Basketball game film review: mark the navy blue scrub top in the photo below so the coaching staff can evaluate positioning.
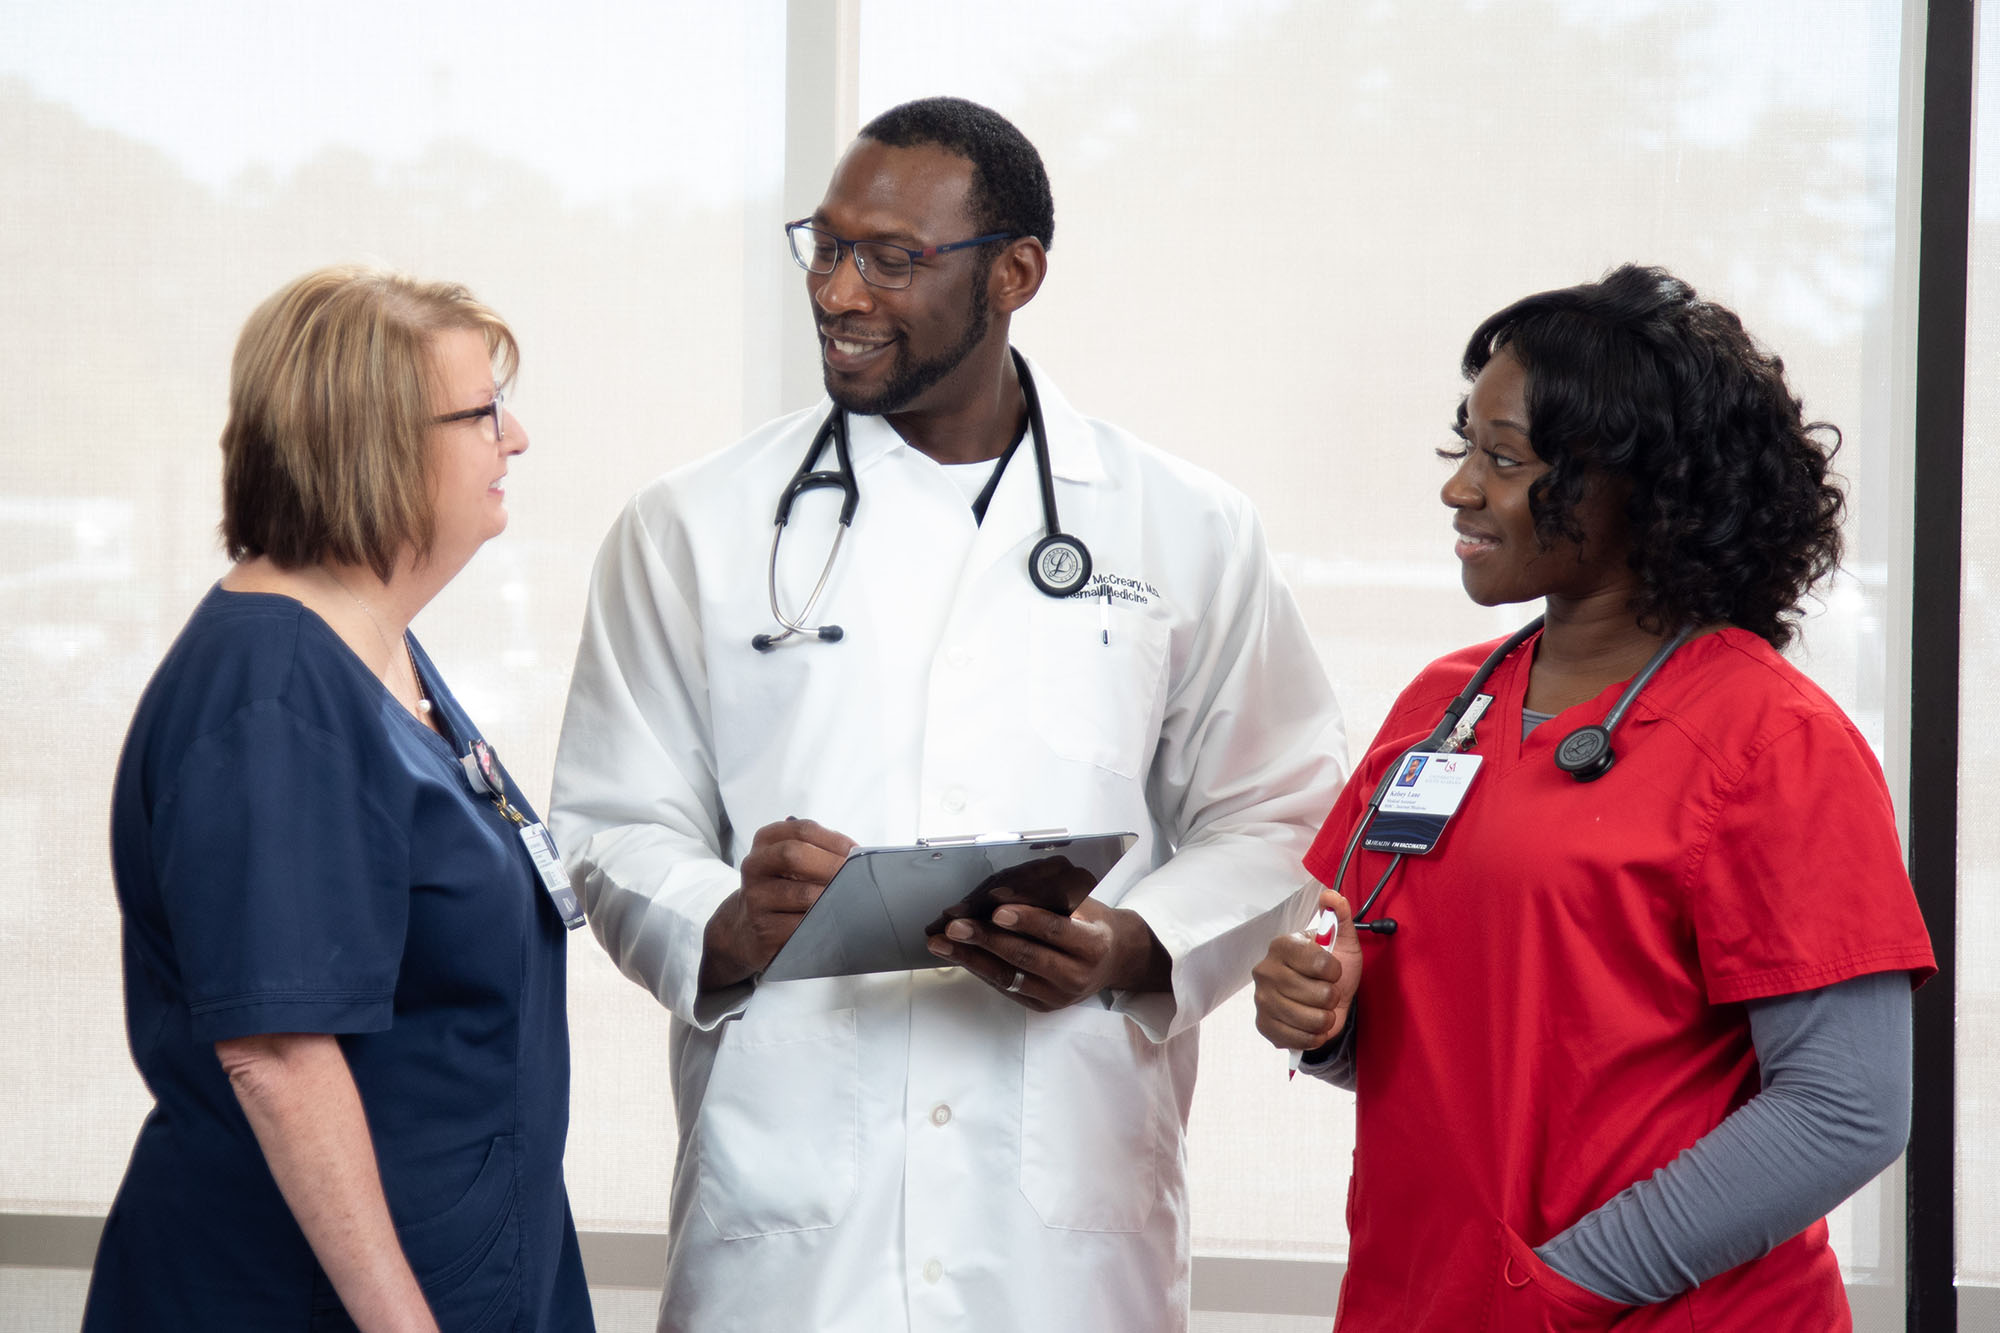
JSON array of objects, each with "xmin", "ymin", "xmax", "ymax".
[{"xmin": 85, "ymin": 586, "xmax": 593, "ymax": 1332}]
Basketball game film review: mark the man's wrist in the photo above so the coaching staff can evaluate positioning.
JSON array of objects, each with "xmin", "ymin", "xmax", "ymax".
[
  {"xmin": 698, "ymin": 893, "xmax": 753, "ymax": 991},
  {"xmin": 1106, "ymin": 906, "xmax": 1173, "ymax": 993}
]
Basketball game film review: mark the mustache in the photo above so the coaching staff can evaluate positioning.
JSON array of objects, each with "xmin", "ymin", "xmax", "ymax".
[{"xmin": 818, "ymin": 319, "xmax": 892, "ymax": 341}]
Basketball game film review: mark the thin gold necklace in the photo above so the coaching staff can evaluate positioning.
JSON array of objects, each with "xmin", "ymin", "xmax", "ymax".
[{"xmin": 322, "ymin": 568, "xmax": 432, "ymax": 715}]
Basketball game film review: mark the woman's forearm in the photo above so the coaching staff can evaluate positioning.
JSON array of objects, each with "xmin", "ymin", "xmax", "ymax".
[
  {"xmin": 1537, "ymin": 971, "xmax": 1912, "ymax": 1304},
  {"xmin": 216, "ymin": 1032, "xmax": 439, "ymax": 1333}
]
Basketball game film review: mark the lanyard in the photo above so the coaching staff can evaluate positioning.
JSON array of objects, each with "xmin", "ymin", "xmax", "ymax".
[{"xmin": 462, "ymin": 738, "xmax": 586, "ymax": 931}]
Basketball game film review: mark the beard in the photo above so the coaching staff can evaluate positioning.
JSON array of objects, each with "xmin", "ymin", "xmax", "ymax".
[{"xmin": 823, "ymin": 275, "xmax": 991, "ymax": 416}]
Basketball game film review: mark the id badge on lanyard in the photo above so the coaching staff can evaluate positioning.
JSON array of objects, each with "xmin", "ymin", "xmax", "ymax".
[
  {"xmin": 462, "ymin": 738, "xmax": 586, "ymax": 930},
  {"xmin": 1360, "ymin": 694, "xmax": 1492, "ymax": 856}
]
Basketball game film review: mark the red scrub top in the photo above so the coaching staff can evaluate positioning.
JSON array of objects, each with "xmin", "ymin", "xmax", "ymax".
[{"xmin": 1304, "ymin": 627, "xmax": 1933, "ymax": 1332}]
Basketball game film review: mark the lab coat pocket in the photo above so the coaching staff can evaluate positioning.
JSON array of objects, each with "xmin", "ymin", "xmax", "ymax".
[
  {"xmin": 695, "ymin": 1007, "xmax": 859, "ymax": 1239},
  {"xmin": 1486, "ymin": 1221, "xmax": 1634, "ymax": 1332},
  {"xmin": 1030, "ymin": 597, "xmax": 1170, "ymax": 779},
  {"xmin": 1019, "ymin": 1002, "xmax": 1171, "ymax": 1231}
]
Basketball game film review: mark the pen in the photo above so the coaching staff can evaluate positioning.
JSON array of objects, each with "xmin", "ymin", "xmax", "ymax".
[
  {"xmin": 1100, "ymin": 586, "xmax": 1111, "ymax": 645},
  {"xmin": 1287, "ymin": 907, "xmax": 1340, "ymax": 1081}
]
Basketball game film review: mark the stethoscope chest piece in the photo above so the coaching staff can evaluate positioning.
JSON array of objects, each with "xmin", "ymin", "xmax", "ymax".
[
  {"xmin": 1030, "ymin": 533, "xmax": 1092, "ymax": 597},
  {"xmin": 1553, "ymin": 723, "xmax": 1615, "ymax": 782}
]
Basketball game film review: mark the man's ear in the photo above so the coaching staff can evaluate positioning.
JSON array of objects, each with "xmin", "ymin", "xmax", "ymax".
[{"xmin": 989, "ymin": 237, "xmax": 1047, "ymax": 316}]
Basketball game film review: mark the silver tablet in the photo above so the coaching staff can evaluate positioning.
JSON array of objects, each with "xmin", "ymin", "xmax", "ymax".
[{"xmin": 760, "ymin": 831, "xmax": 1139, "ymax": 983}]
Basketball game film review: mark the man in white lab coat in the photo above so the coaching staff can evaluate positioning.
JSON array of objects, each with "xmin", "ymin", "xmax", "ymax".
[{"xmin": 551, "ymin": 96, "xmax": 1346, "ymax": 1333}]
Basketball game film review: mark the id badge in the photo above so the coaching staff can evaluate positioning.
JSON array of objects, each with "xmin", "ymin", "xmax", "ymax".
[
  {"xmin": 1362, "ymin": 751, "xmax": 1484, "ymax": 855},
  {"xmin": 520, "ymin": 821, "xmax": 586, "ymax": 930}
]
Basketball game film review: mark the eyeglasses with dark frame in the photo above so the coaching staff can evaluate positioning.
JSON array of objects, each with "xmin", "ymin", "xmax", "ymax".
[
  {"xmin": 784, "ymin": 220, "xmax": 1018, "ymax": 290},
  {"xmin": 432, "ymin": 391, "xmax": 505, "ymax": 443}
]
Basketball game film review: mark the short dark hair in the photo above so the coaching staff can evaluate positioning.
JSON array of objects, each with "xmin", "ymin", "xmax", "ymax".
[
  {"xmin": 859, "ymin": 96, "xmax": 1054, "ymax": 251},
  {"xmin": 1460, "ymin": 264, "xmax": 1845, "ymax": 649}
]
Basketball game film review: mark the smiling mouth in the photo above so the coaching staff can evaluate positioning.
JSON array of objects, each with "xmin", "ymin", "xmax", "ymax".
[
  {"xmin": 820, "ymin": 327, "xmax": 892, "ymax": 363},
  {"xmin": 1454, "ymin": 527, "xmax": 1499, "ymax": 557}
]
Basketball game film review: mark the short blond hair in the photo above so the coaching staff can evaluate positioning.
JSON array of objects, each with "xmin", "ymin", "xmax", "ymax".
[{"xmin": 219, "ymin": 264, "xmax": 519, "ymax": 579}]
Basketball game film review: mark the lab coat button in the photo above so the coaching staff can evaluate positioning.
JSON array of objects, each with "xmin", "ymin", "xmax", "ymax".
[
  {"xmin": 946, "ymin": 646, "xmax": 971, "ymax": 668},
  {"xmin": 930, "ymin": 1103, "xmax": 951, "ymax": 1127},
  {"xmin": 942, "ymin": 787, "xmax": 967, "ymax": 813},
  {"xmin": 923, "ymin": 1258, "xmax": 944, "ymax": 1284}
]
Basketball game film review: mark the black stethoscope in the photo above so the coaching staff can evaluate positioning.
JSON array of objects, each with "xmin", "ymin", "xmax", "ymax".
[
  {"xmin": 752, "ymin": 349, "xmax": 1093, "ymax": 651},
  {"xmin": 1336, "ymin": 615, "xmax": 1697, "ymax": 937}
]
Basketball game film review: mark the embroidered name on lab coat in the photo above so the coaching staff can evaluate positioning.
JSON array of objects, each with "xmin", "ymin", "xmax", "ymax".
[{"xmin": 1072, "ymin": 573, "xmax": 1160, "ymax": 605}]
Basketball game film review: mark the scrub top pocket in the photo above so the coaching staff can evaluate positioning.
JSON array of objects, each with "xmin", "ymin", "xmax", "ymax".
[
  {"xmin": 311, "ymin": 1135, "xmax": 523, "ymax": 1332},
  {"xmin": 1029, "ymin": 596, "xmax": 1170, "ymax": 779},
  {"xmin": 1486, "ymin": 1221, "xmax": 1643, "ymax": 1332}
]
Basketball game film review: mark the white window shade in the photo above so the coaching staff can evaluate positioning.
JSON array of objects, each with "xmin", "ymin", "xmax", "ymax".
[{"xmin": 0, "ymin": 1, "xmax": 1936, "ymax": 1328}]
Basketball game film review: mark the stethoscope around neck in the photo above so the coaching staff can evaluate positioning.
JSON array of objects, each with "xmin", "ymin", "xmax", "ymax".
[
  {"xmin": 1337, "ymin": 615, "xmax": 1697, "ymax": 938},
  {"xmin": 751, "ymin": 348, "xmax": 1093, "ymax": 651}
]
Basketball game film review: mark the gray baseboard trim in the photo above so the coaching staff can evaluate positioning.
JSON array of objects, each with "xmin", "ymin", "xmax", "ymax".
[
  {"xmin": 6, "ymin": 1212, "xmax": 1990, "ymax": 1323},
  {"xmin": 1, "ymin": 1215, "xmax": 1343, "ymax": 1315},
  {"xmin": 0, "ymin": 1213, "xmax": 102, "ymax": 1269},
  {"xmin": 1191, "ymin": 1254, "xmax": 1341, "ymax": 1316},
  {"xmin": 576, "ymin": 1229, "xmax": 667, "ymax": 1288}
]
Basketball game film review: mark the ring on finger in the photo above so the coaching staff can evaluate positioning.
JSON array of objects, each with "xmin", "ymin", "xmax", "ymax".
[{"xmin": 1006, "ymin": 969, "xmax": 1026, "ymax": 994}]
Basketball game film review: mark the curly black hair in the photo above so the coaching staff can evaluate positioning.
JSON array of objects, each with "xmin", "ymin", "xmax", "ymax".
[
  {"xmin": 859, "ymin": 97, "xmax": 1054, "ymax": 252},
  {"xmin": 1460, "ymin": 264, "xmax": 1845, "ymax": 648}
]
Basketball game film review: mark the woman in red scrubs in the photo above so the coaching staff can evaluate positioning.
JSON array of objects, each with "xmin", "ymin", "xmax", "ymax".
[{"xmin": 1254, "ymin": 264, "xmax": 1934, "ymax": 1330}]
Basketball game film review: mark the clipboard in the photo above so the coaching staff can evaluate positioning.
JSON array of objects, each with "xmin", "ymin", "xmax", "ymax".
[{"xmin": 760, "ymin": 831, "xmax": 1139, "ymax": 983}]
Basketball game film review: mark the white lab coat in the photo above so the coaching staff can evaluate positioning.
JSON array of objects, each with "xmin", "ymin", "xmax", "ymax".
[{"xmin": 551, "ymin": 357, "xmax": 1346, "ymax": 1333}]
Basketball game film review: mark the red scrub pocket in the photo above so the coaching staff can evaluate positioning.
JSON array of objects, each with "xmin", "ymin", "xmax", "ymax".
[{"xmin": 1486, "ymin": 1222, "xmax": 1647, "ymax": 1331}]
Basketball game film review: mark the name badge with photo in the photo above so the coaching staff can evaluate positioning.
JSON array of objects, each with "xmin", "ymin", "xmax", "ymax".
[{"xmin": 1362, "ymin": 752, "xmax": 1484, "ymax": 855}]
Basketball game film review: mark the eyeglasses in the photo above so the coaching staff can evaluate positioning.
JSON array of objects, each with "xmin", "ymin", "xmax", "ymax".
[
  {"xmin": 433, "ymin": 391, "xmax": 505, "ymax": 443},
  {"xmin": 785, "ymin": 220, "xmax": 1017, "ymax": 290}
]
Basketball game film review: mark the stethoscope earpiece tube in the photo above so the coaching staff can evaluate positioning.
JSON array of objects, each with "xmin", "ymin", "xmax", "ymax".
[{"xmin": 754, "ymin": 412, "xmax": 859, "ymax": 650}]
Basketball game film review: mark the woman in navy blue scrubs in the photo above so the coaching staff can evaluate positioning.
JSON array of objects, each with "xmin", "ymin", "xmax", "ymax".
[{"xmin": 85, "ymin": 266, "xmax": 594, "ymax": 1331}]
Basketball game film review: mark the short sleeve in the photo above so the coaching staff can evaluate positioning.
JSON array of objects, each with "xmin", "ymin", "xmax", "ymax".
[
  {"xmin": 153, "ymin": 699, "xmax": 411, "ymax": 1042},
  {"xmin": 1691, "ymin": 709, "xmax": 1935, "ymax": 1004}
]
